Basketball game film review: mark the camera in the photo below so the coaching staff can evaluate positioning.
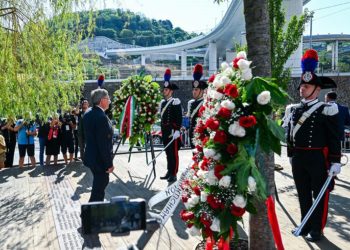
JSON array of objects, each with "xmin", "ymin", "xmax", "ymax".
[{"xmin": 81, "ymin": 196, "xmax": 146, "ymax": 234}]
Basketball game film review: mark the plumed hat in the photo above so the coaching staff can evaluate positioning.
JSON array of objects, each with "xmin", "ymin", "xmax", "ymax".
[
  {"xmin": 299, "ymin": 49, "xmax": 336, "ymax": 89},
  {"xmin": 163, "ymin": 68, "xmax": 179, "ymax": 90},
  {"xmin": 97, "ymin": 75, "xmax": 105, "ymax": 88},
  {"xmin": 192, "ymin": 64, "xmax": 208, "ymax": 90}
]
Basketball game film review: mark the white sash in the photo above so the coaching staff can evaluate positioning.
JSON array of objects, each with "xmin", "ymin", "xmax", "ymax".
[
  {"xmin": 190, "ymin": 100, "xmax": 204, "ymax": 119},
  {"xmin": 160, "ymin": 98, "xmax": 173, "ymax": 118},
  {"xmin": 291, "ymin": 102, "xmax": 323, "ymax": 141}
]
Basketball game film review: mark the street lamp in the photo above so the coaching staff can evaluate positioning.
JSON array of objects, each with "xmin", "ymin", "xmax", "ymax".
[{"xmin": 309, "ymin": 11, "xmax": 314, "ymax": 49}]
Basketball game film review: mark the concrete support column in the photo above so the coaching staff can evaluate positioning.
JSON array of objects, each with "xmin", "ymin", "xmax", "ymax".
[
  {"xmin": 208, "ymin": 41, "xmax": 217, "ymax": 76},
  {"xmin": 333, "ymin": 40, "xmax": 339, "ymax": 71},
  {"xmin": 181, "ymin": 50, "xmax": 187, "ymax": 78},
  {"xmin": 141, "ymin": 55, "xmax": 146, "ymax": 66},
  {"xmin": 283, "ymin": 0, "xmax": 303, "ymax": 76}
]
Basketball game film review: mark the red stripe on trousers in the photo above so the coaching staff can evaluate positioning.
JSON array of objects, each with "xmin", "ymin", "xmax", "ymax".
[{"xmin": 173, "ymin": 139, "xmax": 179, "ymax": 175}]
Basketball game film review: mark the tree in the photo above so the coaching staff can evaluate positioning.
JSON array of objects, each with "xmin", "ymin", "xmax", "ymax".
[
  {"xmin": 242, "ymin": 1, "xmax": 276, "ymax": 249},
  {"xmin": 0, "ymin": 0, "xmax": 94, "ymax": 119},
  {"xmin": 269, "ymin": 0, "xmax": 309, "ymax": 90}
]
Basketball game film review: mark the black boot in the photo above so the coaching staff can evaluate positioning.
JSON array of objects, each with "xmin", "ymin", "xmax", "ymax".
[
  {"xmin": 160, "ymin": 172, "xmax": 170, "ymax": 180},
  {"xmin": 167, "ymin": 175, "xmax": 177, "ymax": 182},
  {"xmin": 305, "ymin": 231, "xmax": 322, "ymax": 242}
]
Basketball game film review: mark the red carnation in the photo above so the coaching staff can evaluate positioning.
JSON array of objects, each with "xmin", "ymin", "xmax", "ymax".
[
  {"xmin": 180, "ymin": 210, "xmax": 195, "ymax": 221},
  {"xmin": 226, "ymin": 143, "xmax": 238, "ymax": 155},
  {"xmin": 208, "ymin": 74, "xmax": 216, "ymax": 83},
  {"xmin": 214, "ymin": 164, "xmax": 225, "ymax": 179},
  {"xmin": 239, "ymin": 115, "xmax": 257, "ymax": 128},
  {"xmin": 200, "ymin": 214, "xmax": 212, "ymax": 228},
  {"xmin": 200, "ymin": 157, "xmax": 209, "ymax": 171},
  {"xmin": 182, "ymin": 195, "xmax": 189, "ymax": 203},
  {"xmin": 207, "ymin": 195, "xmax": 223, "ymax": 210},
  {"xmin": 205, "ymin": 118, "xmax": 220, "ymax": 131},
  {"xmin": 196, "ymin": 145, "xmax": 203, "ymax": 152},
  {"xmin": 195, "ymin": 124, "xmax": 205, "ymax": 134},
  {"xmin": 230, "ymin": 204, "xmax": 246, "ymax": 217},
  {"xmin": 213, "ymin": 130, "xmax": 227, "ymax": 144},
  {"xmin": 233, "ymin": 57, "xmax": 244, "ymax": 69},
  {"xmin": 224, "ymin": 84, "xmax": 239, "ymax": 98},
  {"xmin": 187, "ymin": 223, "xmax": 193, "ymax": 228},
  {"xmin": 217, "ymin": 107, "xmax": 232, "ymax": 119},
  {"xmin": 193, "ymin": 186, "xmax": 201, "ymax": 196},
  {"xmin": 202, "ymin": 136, "xmax": 210, "ymax": 146},
  {"xmin": 198, "ymin": 105, "xmax": 206, "ymax": 117}
]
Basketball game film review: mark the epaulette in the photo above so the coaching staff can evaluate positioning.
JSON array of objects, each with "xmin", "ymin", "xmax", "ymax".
[
  {"xmin": 160, "ymin": 99, "xmax": 165, "ymax": 105},
  {"xmin": 322, "ymin": 102, "xmax": 338, "ymax": 116},
  {"xmin": 173, "ymin": 98, "xmax": 181, "ymax": 105}
]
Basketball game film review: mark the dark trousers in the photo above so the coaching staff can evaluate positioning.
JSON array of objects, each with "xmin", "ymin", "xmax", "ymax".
[
  {"xmin": 291, "ymin": 150, "xmax": 328, "ymax": 233},
  {"xmin": 89, "ymin": 167, "xmax": 110, "ymax": 202},
  {"xmin": 74, "ymin": 130, "xmax": 79, "ymax": 158},
  {"xmin": 189, "ymin": 126, "xmax": 195, "ymax": 149},
  {"xmin": 162, "ymin": 129, "xmax": 180, "ymax": 177},
  {"xmin": 5, "ymin": 143, "xmax": 16, "ymax": 168}
]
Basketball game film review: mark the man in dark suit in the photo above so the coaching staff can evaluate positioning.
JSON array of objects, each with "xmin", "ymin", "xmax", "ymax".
[
  {"xmin": 325, "ymin": 91, "xmax": 350, "ymax": 143},
  {"xmin": 83, "ymin": 89, "xmax": 114, "ymax": 202}
]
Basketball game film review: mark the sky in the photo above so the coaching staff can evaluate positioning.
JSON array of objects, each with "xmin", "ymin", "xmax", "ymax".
[{"xmin": 96, "ymin": 0, "xmax": 350, "ymax": 35}]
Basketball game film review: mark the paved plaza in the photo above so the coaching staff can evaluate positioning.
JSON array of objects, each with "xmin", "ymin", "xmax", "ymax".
[{"xmin": 0, "ymin": 144, "xmax": 349, "ymax": 250}]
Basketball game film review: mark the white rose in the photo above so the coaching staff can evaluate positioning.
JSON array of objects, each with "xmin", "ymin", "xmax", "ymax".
[
  {"xmin": 237, "ymin": 59, "xmax": 252, "ymax": 70},
  {"xmin": 207, "ymin": 170, "xmax": 219, "ymax": 185},
  {"xmin": 223, "ymin": 67, "xmax": 234, "ymax": 77},
  {"xmin": 221, "ymin": 61, "xmax": 229, "ymax": 70},
  {"xmin": 220, "ymin": 100, "xmax": 235, "ymax": 110},
  {"xmin": 212, "ymin": 91, "xmax": 224, "ymax": 100},
  {"xmin": 200, "ymin": 192, "xmax": 208, "ymax": 202},
  {"xmin": 219, "ymin": 176, "xmax": 231, "ymax": 188},
  {"xmin": 241, "ymin": 68, "xmax": 253, "ymax": 80},
  {"xmin": 187, "ymin": 195, "xmax": 199, "ymax": 209},
  {"xmin": 197, "ymin": 169, "xmax": 208, "ymax": 179},
  {"xmin": 210, "ymin": 217, "xmax": 221, "ymax": 232},
  {"xmin": 184, "ymin": 202, "xmax": 191, "ymax": 209},
  {"xmin": 228, "ymin": 122, "xmax": 246, "ymax": 137},
  {"xmin": 248, "ymin": 176, "xmax": 257, "ymax": 192},
  {"xmin": 203, "ymin": 148, "xmax": 216, "ymax": 158},
  {"xmin": 236, "ymin": 51, "xmax": 247, "ymax": 59},
  {"xmin": 188, "ymin": 225, "xmax": 201, "ymax": 236},
  {"xmin": 220, "ymin": 76, "xmax": 231, "ymax": 86},
  {"xmin": 257, "ymin": 91, "xmax": 271, "ymax": 105},
  {"xmin": 213, "ymin": 153, "xmax": 221, "ymax": 161},
  {"xmin": 233, "ymin": 195, "xmax": 247, "ymax": 208},
  {"xmin": 213, "ymin": 75, "xmax": 223, "ymax": 89}
]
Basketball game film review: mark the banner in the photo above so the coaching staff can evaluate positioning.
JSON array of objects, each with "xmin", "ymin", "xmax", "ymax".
[{"xmin": 148, "ymin": 165, "xmax": 191, "ymax": 226}]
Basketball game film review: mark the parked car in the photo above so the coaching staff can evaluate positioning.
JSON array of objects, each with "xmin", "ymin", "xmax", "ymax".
[
  {"xmin": 151, "ymin": 124, "xmax": 162, "ymax": 145},
  {"xmin": 113, "ymin": 127, "xmax": 120, "ymax": 143}
]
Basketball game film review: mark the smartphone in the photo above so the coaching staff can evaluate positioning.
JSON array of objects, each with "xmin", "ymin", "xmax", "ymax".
[{"xmin": 81, "ymin": 198, "xmax": 146, "ymax": 234}]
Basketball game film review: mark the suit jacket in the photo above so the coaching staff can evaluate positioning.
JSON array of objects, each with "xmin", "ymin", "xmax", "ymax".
[
  {"xmin": 83, "ymin": 106, "xmax": 113, "ymax": 172},
  {"xmin": 336, "ymin": 103, "xmax": 350, "ymax": 140}
]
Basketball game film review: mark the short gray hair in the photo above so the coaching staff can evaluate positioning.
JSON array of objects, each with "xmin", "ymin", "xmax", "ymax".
[{"xmin": 91, "ymin": 89, "xmax": 109, "ymax": 106}]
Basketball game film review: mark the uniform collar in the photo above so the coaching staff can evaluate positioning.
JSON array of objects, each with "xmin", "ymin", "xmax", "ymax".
[
  {"xmin": 301, "ymin": 98, "xmax": 319, "ymax": 107},
  {"xmin": 195, "ymin": 97, "xmax": 204, "ymax": 102},
  {"xmin": 166, "ymin": 97, "xmax": 173, "ymax": 102}
]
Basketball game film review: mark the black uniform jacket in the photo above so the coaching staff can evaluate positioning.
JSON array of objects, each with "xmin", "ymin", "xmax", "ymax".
[{"xmin": 286, "ymin": 99, "xmax": 341, "ymax": 163}]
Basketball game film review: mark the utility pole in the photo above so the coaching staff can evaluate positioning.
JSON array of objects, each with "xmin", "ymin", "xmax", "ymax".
[{"xmin": 309, "ymin": 11, "xmax": 314, "ymax": 49}]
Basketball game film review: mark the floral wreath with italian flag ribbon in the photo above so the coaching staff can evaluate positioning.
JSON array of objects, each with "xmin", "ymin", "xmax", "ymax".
[
  {"xmin": 180, "ymin": 51, "xmax": 287, "ymax": 249},
  {"xmin": 113, "ymin": 74, "xmax": 162, "ymax": 147}
]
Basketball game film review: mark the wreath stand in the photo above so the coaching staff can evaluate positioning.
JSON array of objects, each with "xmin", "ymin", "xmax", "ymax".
[{"xmin": 112, "ymin": 133, "xmax": 163, "ymax": 180}]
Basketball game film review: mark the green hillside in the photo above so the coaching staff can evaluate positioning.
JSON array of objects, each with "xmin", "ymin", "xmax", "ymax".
[{"xmin": 79, "ymin": 9, "xmax": 198, "ymax": 46}]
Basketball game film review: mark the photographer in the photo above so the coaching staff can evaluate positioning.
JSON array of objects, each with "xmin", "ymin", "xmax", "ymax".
[
  {"xmin": 1, "ymin": 117, "xmax": 17, "ymax": 168},
  {"xmin": 60, "ymin": 111, "xmax": 76, "ymax": 165},
  {"xmin": 14, "ymin": 113, "xmax": 37, "ymax": 168}
]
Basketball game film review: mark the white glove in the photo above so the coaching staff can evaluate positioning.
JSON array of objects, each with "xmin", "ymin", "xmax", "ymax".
[
  {"xmin": 173, "ymin": 130, "xmax": 180, "ymax": 139},
  {"xmin": 329, "ymin": 163, "xmax": 341, "ymax": 176}
]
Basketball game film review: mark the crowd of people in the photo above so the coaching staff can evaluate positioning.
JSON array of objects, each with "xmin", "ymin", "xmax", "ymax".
[{"xmin": 0, "ymin": 99, "xmax": 90, "ymax": 169}]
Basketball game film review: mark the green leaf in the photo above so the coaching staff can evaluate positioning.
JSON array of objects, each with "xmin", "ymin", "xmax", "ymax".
[
  {"xmin": 266, "ymin": 119, "xmax": 286, "ymax": 142},
  {"xmin": 236, "ymin": 158, "xmax": 253, "ymax": 193},
  {"xmin": 219, "ymin": 209, "xmax": 234, "ymax": 233}
]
